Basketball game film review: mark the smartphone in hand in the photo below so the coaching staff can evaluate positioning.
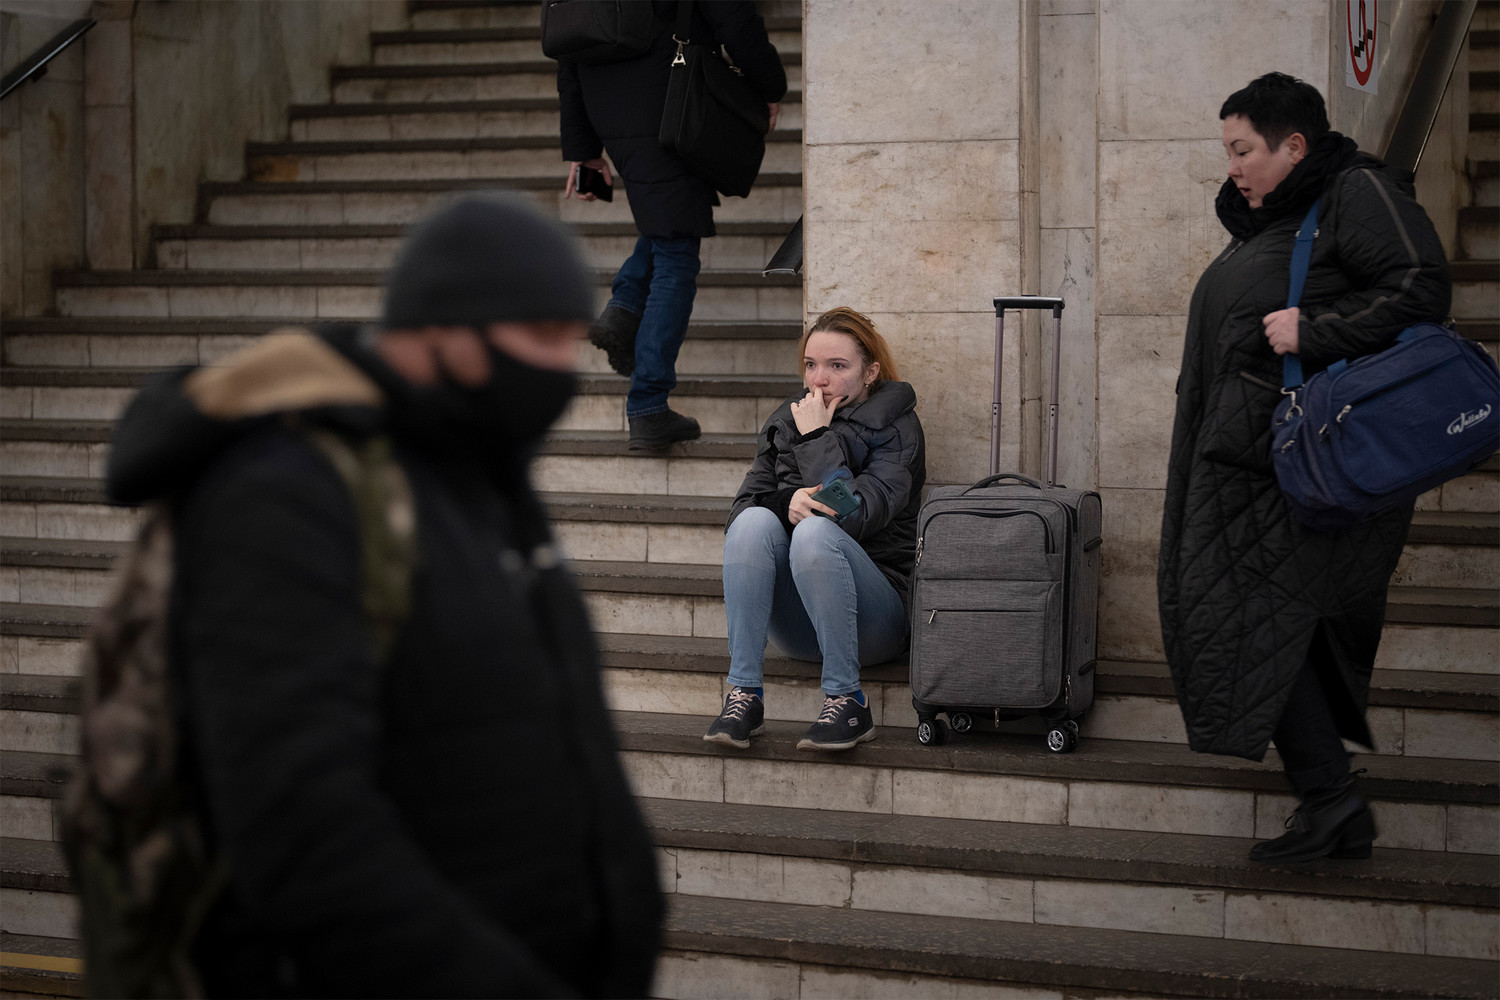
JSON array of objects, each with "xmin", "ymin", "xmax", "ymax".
[
  {"xmin": 576, "ymin": 165, "xmax": 613, "ymax": 202},
  {"xmin": 811, "ymin": 478, "xmax": 860, "ymax": 521}
]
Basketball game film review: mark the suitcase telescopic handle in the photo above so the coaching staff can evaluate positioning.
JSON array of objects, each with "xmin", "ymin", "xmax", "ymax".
[
  {"xmin": 965, "ymin": 473, "xmax": 1043, "ymax": 493},
  {"xmin": 989, "ymin": 296, "xmax": 1067, "ymax": 483}
]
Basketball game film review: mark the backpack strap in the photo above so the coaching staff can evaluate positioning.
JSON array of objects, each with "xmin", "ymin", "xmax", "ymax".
[{"xmin": 300, "ymin": 428, "xmax": 417, "ymax": 663}]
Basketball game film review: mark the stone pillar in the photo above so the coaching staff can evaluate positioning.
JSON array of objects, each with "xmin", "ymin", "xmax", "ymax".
[
  {"xmin": 84, "ymin": 0, "xmax": 134, "ymax": 269},
  {"xmin": 802, "ymin": 0, "xmax": 1025, "ymax": 486}
]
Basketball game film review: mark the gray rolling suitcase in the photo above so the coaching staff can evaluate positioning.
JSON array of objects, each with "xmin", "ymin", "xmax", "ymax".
[{"xmin": 908, "ymin": 296, "xmax": 1103, "ymax": 753}]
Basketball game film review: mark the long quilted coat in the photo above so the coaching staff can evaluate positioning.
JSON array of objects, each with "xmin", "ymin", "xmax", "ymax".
[{"xmin": 1158, "ymin": 134, "xmax": 1451, "ymax": 760}]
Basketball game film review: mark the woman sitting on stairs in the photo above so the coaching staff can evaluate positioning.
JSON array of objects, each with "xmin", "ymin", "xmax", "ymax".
[{"xmin": 705, "ymin": 307, "xmax": 926, "ymax": 752}]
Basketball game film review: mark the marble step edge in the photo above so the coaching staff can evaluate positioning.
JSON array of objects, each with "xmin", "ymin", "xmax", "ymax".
[
  {"xmin": 2, "ymin": 614, "xmax": 1500, "ymax": 716},
  {"xmin": 367, "ymin": 18, "xmax": 804, "ymax": 46},
  {"xmin": 3, "ymin": 785, "xmax": 1496, "ymax": 912},
  {"xmin": 50, "ymin": 267, "xmax": 801, "ymax": 289},
  {"xmin": 247, "ymin": 130, "xmax": 804, "ymax": 157},
  {"xmin": 0, "ymin": 367, "xmax": 800, "ymax": 399},
  {"xmin": 658, "ymin": 895, "xmax": 1498, "ymax": 1000},
  {"xmin": 1, "ymin": 705, "xmax": 1492, "ymax": 807},
  {"xmin": 3, "ymin": 623, "xmax": 1494, "ymax": 718},
  {"xmin": 0, "ymin": 315, "xmax": 799, "ymax": 339},
  {"xmin": 0, "ymin": 421, "xmax": 756, "ymax": 457},
  {"xmin": 0, "ymin": 934, "xmax": 79, "ymax": 1000},
  {"xmin": 330, "ymin": 54, "xmax": 802, "ymax": 81},
  {"xmin": 1450, "ymin": 259, "xmax": 1500, "ymax": 282},
  {"xmin": 289, "ymin": 92, "xmax": 801, "ymax": 119},
  {"xmin": 148, "ymin": 220, "xmax": 797, "ymax": 240},
  {"xmin": 190, "ymin": 173, "xmax": 802, "ymax": 204}
]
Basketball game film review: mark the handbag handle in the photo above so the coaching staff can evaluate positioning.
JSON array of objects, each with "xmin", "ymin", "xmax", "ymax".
[{"xmin": 1281, "ymin": 198, "xmax": 1321, "ymax": 389}]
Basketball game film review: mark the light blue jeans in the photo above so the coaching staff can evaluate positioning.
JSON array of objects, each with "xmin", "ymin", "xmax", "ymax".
[{"xmin": 723, "ymin": 506, "xmax": 909, "ymax": 696}]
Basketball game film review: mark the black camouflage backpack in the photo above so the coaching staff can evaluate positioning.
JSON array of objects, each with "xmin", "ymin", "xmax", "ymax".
[{"xmin": 60, "ymin": 427, "xmax": 416, "ymax": 999}]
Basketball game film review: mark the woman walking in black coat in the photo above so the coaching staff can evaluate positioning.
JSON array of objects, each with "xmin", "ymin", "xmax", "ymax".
[
  {"xmin": 558, "ymin": 1, "xmax": 786, "ymax": 450},
  {"xmin": 1158, "ymin": 73, "xmax": 1451, "ymax": 862}
]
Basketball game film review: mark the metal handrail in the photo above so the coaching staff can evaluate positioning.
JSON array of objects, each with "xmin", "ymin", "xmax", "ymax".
[
  {"xmin": 0, "ymin": 18, "xmax": 97, "ymax": 101},
  {"xmin": 1382, "ymin": 0, "xmax": 1478, "ymax": 174}
]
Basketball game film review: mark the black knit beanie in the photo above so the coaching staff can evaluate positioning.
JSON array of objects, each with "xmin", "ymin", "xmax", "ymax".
[{"xmin": 381, "ymin": 192, "xmax": 594, "ymax": 329}]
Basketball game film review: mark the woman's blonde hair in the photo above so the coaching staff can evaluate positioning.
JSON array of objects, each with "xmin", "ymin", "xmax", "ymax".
[{"xmin": 798, "ymin": 307, "xmax": 901, "ymax": 383}]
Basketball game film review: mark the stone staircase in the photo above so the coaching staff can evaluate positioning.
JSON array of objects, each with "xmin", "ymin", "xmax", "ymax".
[{"xmin": 1, "ymin": 2, "xmax": 1497, "ymax": 997}]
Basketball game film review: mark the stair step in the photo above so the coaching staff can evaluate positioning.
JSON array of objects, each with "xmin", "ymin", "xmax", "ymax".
[
  {"xmin": 0, "ymin": 368, "xmax": 798, "ymax": 432},
  {"xmin": 0, "ymin": 933, "xmax": 81, "ymax": 998},
  {"xmin": 407, "ymin": 0, "xmax": 543, "ymax": 30},
  {"xmin": 606, "ymin": 711, "xmax": 1498, "ymax": 854},
  {"xmin": 191, "ymin": 177, "xmax": 803, "ymax": 229},
  {"xmin": 329, "ymin": 58, "xmax": 802, "ymax": 104},
  {"xmin": 51, "ymin": 268, "xmax": 800, "ymax": 323},
  {"xmin": 654, "ymin": 894, "xmax": 1498, "ymax": 999},
  {"xmin": 244, "ymin": 131, "xmax": 803, "ymax": 182},
  {"xmin": 287, "ymin": 92, "xmax": 804, "ymax": 139},
  {"xmin": 0, "ymin": 315, "xmax": 800, "ymax": 374}
]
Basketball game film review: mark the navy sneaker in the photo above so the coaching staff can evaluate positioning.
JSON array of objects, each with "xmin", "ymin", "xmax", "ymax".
[
  {"xmin": 796, "ymin": 694, "xmax": 875, "ymax": 751},
  {"xmin": 703, "ymin": 687, "xmax": 765, "ymax": 749}
]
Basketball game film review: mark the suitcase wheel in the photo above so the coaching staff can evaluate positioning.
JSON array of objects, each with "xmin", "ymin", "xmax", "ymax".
[
  {"xmin": 916, "ymin": 718, "xmax": 946, "ymax": 746},
  {"xmin": 949, "ymin": 712, "xmax": 974, "ymax": 734},
  {"xmin": 1046, "ymin": 720, "xmax": 1080, "ymax": 754}
]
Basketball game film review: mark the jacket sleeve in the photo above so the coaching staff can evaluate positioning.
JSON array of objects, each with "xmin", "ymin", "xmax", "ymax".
[
  {"xmin": 792, "ymin": 414, "xmax": 922, "ymax": 543},
  {"xmin": 1297, "ymin": 168, "xmax": 1452, "ymax": 368},
  {"xmin": 174, "ymin": 433, "xmax": 573, "ymax": 998},
  {"xmin": 727, "ymin": 413, "xmax": 787, "ymax": 529},
  {"xmin": 557, "ymin": 61, "xmax": 604, "ymax": 162},
  {"xmin": 699, "ymin": 0, "xmax": 788, "ymax": 103}
]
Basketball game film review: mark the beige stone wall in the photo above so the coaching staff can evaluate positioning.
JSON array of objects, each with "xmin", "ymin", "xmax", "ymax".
[
  {"xmin": 0, "ymin": 0, "xmax": 404, "ymax": 317},
  {"xmin": 802, "ymin": 0, "xmax": 1026, "ymax": 487}
]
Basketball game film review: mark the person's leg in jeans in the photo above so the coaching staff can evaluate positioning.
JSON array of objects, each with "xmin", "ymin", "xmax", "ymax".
[
  {"xmin": 783, "ymin": 516, "xmax": 907, "ymax": 750},
  {"xmin": 707, "ymin": 507, "xmax": 815, "ymax": 747},
  {"xmin": 626, "ymin": 236, "xmax": 703, "ymax": 448}
]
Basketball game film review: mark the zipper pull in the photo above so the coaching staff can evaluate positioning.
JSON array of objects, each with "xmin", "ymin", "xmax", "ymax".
[
  {"xmin": 915, "ymin": 536, "xmax": 924, "ymax": 566},
  {"xmin": 928, "ymin": 609, "xmax": 937, "ymax": 625},
  {"xmin": 671, "ymin": 34, "xmax": 687, "ymax": 66}
]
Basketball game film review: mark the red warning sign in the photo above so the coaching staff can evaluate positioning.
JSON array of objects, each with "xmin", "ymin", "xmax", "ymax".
[{"xmin": 1347, "ymin": 0, "xmax": 1378, "ymax": 93}]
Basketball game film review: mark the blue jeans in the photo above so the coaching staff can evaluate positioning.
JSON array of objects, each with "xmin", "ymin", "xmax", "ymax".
[
  {"xmin": 723, "ymin": 507, "xmax": 909, "ymax": 697},
  {"xmin": 608, "ymin": 235, "xmax": 702, "ymax": 418}
]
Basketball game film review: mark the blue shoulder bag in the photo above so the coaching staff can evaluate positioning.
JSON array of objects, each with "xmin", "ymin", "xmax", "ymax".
[{"xmin": 1271, "ymin": 198, "xmax": 1500, "ymax": 532}]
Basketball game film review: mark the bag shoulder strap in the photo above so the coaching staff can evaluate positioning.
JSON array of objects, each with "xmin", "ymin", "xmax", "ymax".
[
  {"xmin": 300, "ymin": 426, "xmax": 417, "ymax": 662},
  {"xmin": 674, "ymin": 0, "xmax": 694, "ymax": 42},
  {"xmin": 1282, "ymin": 198, "xmax": 1321, "ymax": 389}
]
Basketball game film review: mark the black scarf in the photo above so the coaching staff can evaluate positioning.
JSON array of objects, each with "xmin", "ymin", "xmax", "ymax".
[{"xmin": 1215, "ymin": 130, "xmax": 1364, "ymax": 239}]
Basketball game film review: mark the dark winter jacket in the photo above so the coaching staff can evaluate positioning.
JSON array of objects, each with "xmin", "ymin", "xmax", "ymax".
[
  {"xmin": 728, "ymin": 380, "xmax": 926, "ymax": 607},
  {"xmin": 557, "ymin": 0, "xmax": 786, "ymax": 238},
  {"xmin": 106, "ymin": 326, "xmax": 663, "ymax": 998},
  {"xmin": 1158, "ymin": 133, "xmax": 1451, "ymax": 760}
]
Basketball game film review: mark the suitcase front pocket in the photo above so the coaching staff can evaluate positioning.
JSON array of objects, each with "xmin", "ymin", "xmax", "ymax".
[{"xmin": 911, "ymin": 581, "xmax": 1063, "ymax": 709}]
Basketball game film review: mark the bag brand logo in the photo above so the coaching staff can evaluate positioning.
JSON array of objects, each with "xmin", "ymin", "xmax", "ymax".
[{"xmin": 1447, "ymin": 404, "xmax": 1493, "ymax": 436}]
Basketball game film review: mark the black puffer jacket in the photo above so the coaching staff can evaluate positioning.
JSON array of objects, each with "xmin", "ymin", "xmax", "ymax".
[
  {"xmin": 728, "ymin": 380, "xmax": 926, "ymax": 607},
  {"xmin": 107, "ymin": 326, "xmax": 662, "ymax": 998},
  {"xmin": 557, "ymin": 0, "xmax": 786, "ymax": 238},
  {"xmin": 1158, "ymin": 134, "xmax": 1451, "ymax": 760}
]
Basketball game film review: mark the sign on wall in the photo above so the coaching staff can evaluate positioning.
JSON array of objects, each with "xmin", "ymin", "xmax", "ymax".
[{"xmin": 1346, "ymin": 0, "xmax": 1378, "ymax": 93}]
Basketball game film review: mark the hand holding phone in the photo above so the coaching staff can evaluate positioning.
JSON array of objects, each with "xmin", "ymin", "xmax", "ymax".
[
  {"xmin": 575, "ymin": 164, "xmax": 613, "ymax": 202},
  {"xmin": 810, "ymin": 478, "xmax": 860, "ymax": 521}
]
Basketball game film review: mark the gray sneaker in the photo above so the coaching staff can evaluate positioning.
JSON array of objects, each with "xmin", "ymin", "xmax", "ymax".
[
  {"xmin": 704, "ymin": 687, "xmax": 765, "ymax": 749},
  {"xmin": 796, "ymin": 694, "xmax": 875, "ymax": 751}
]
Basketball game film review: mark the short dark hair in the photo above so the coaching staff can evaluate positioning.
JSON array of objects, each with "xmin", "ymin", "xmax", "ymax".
[{"xmin": 1219, "ymin": 72, "xmax": 1329, "ymax": 150}]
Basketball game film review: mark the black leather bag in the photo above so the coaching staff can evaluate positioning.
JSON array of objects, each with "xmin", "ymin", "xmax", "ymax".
[
  {"xmin": 541, "ymin": 0, "xmax": 662, "ymax": 65},
  {"xmin": 658, "ymin": 0, "xmax": 768, "ymax": 198}
]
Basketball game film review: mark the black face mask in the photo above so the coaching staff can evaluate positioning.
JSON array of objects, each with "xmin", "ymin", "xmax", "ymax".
[{"xmin": 402, "ymin": 338, "xmax": 578, "ymax": 456}]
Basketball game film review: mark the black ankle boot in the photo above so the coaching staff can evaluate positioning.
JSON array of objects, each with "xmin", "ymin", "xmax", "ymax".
[
  {"xmin": 1249, "ymin": 774, "xmax": 1376, "ymax": 863},
  {"xmin": 627, "ymin": 409, "xmax": 701, "ymax": 450},
  {"xmin": 589, "ymin": 306, "xmax": 640, "ymax": 377}
]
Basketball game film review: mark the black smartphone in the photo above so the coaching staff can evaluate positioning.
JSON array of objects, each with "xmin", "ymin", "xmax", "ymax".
[
  {"xmin": 575, "ymin": 165, "xmax": 613, "ymax": 202},
  {"xmin": 811, "ymin": 478, "xmax": 860, "ymax": 521}
]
